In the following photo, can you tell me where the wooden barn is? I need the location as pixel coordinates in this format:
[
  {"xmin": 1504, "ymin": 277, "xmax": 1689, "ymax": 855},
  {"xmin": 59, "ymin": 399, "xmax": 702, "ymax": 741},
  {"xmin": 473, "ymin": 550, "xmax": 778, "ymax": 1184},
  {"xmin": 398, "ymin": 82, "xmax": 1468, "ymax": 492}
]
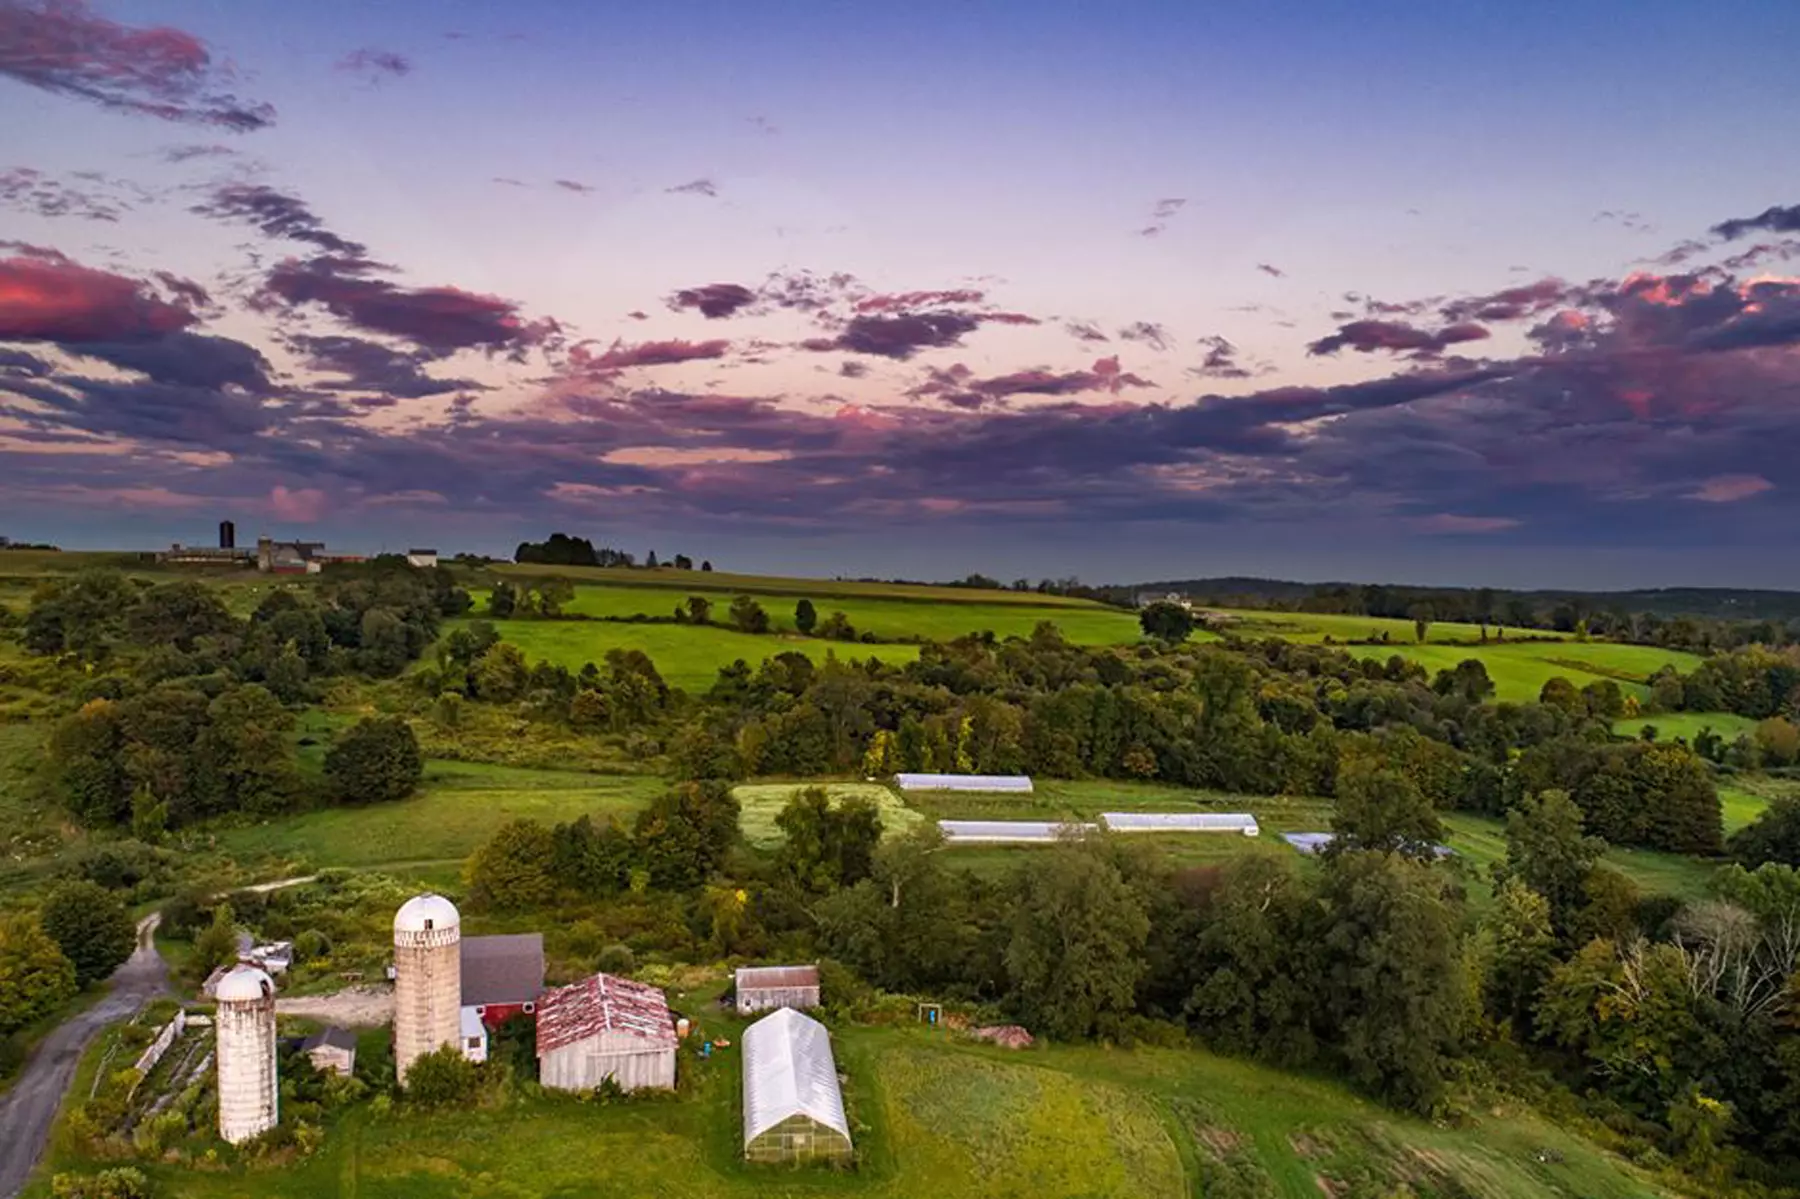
[
  {"xmin": 742, "ymin": 1007, "xmax": 853, "ymax": 1164},
  {"xmin": 536, "ymin": 973, "xmax": 676, "ymax": 1093},
  {"xmin": 735, "ymin": 965, "xmax": 821, "ymax": 1015}
]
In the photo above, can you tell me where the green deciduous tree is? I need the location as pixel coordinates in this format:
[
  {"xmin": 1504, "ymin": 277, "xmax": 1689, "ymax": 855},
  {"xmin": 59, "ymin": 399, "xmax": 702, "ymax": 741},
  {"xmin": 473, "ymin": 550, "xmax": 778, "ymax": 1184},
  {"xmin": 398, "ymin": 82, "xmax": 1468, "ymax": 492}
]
[
  {"xmin": 404, "ymin": 1044, "xmax": 480, "ymax": 1107},
  {"xmin": 1478, "ymin": 877, "xmax": 1556, "ymax": 1033},
  {"xmin": 794, "ymin": 598, "xmax": 818, "ymax": 634},
  {"xmin": 729, "ymin": 595, "xmax": 770, "ymax": 634},
  {"xmin": 0, "ymin": 914, "xmax": 78, "ymax": 1034},
  {"xmin": 1004, "ymin": 843, "xmax": 1150, "ymax": 1040},
  {"xmin": 325, "ymin": 716, "xmax": 423, "ymax": 805},
  {"xmin": 1493, "ymin": 789, "xmax": 1607, "ymax": 938},
  {"xmin": 775, "ymin": 788, "xmax": 883, "ymax": 891},
  {"xmin": 1138, "ymin": 601, "xmax": 1194, "ymax": 643},
  {"xmin": 466, "ymin": 819, "xmax": 559, "ymax": 910},
  {"xmin": 40, "ymin": 882, "xmax": 135, "ymax": 987},
  {"xmin": 1330, "ymin": 758, "xmax": 1442, "ymax": 858}
]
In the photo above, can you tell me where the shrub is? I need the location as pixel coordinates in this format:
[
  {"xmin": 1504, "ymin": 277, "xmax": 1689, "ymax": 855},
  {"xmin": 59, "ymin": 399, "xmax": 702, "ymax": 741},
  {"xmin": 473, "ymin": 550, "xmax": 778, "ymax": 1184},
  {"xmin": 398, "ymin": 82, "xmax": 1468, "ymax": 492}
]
[
  {"xmin": 51, "ymin": 1168, "xmax": 153, "ymax": 1199},
  {"xmin": 324, "ymin": 716, "xmax": 423, "ymax": 805},
  {"xmin": 596, "ymin": 943, "xmax": 636, "ymax": 975},
  {"xmin": 40, "ymin": 881, "xmax": 135, "ymax": 987},
  {"xmin": 404, "ymin": 1045, "xmax": 480, "ymax": 1108}
]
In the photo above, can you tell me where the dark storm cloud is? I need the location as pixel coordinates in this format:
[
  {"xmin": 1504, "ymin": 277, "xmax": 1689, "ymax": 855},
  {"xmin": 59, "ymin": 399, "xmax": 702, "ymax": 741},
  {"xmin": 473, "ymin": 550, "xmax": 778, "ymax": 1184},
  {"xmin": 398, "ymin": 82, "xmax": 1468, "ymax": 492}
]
[
  {"xmin": 65, "ymin": 332, "xmax": 274, "ymax": 392},
  {"xmin": 0, "ymin": 348, "xmax": 50, "ymax": 375},
  {"xmin": 259, "ymin": 255, "xmax": 559, "ymax": 357},
  {"xmin": 337, "ymin": 49, "xmax": 412, "ymax": 80},
  {"xmin": 1711, "ymin": 203, "xmax": 1800, "ymax": 241},
  {"xmin": 668, "ymin": 282, "xmax": 756, "ymax": 319},
  {"xmin": 291, "ymin": 334, "xmax": 483, "ymax": 398},
  {"xmin": 0, "ymin": 248, "xmax": 197, "ymax": 341},
  {"xmin": 1308, "ymin": 319, "xmax": 1490, "ymax": 357},
  {"xmin": 191, "ymin": 183, "xmax": 368, "ymax": 256},
  {"xmin": 0, "ymin": 0, "xmax": 274, "ymax": 129}
]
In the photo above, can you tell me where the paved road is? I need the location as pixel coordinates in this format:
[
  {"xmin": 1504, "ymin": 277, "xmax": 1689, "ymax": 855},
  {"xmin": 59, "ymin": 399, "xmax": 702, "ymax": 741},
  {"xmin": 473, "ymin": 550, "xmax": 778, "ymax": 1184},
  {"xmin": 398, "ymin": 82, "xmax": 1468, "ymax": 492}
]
[{"xmin": 0, "ymin": 914, "xmax": 168, "ymax": 1199}]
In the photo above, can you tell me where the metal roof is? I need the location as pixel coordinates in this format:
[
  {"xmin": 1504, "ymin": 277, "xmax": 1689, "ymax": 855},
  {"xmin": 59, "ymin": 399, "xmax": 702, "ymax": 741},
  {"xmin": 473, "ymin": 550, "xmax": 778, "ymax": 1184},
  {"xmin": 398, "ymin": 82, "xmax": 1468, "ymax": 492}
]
[
  {"xmin": 1102, "ymin": 812, "xmax": 1260, "ymax": 834},
  {"xmin": 301, "ymin": 1026, "xmax": 357, "ymax": 1052},
  {"xmin": 536, "ymin": 973, "xmax": 676, "ymax": 1056},
  {"xmin": 394, "ymin": 893, "xmax": 460, "ymax": 934},
  {"xmin": 461, "ymin": 933, "xmax": 545, "ymax": 1006},
  {"xmin": 937, "ymin": 820, "xmax": 1095, "ymax": 843},
  {"xmin": 737, "ymin": 965, "xmax": 820, "ymax": 992},
  {"xmin": 742, "ymin": 1007, "xmax": 850, "ymax": 1147},
  {"xmin": 215, "ymin": 964, "xmax": 274, "ymax": 1003},
  {"xmin": 895, "ymin": 773, "xmax": 1033, "ymax": 793}
]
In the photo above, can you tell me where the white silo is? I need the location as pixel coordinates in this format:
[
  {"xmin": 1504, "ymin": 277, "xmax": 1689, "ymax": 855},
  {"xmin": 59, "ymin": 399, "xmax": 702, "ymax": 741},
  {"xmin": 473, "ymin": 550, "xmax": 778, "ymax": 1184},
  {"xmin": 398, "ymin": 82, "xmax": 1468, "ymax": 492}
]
[
  {"xmin": 393, "ymin": 893, "xmax": 462, "ymax": 1085},
  {"xmin": 215, "ymin": 964, "xmax": 278, "ymax": 1144}
]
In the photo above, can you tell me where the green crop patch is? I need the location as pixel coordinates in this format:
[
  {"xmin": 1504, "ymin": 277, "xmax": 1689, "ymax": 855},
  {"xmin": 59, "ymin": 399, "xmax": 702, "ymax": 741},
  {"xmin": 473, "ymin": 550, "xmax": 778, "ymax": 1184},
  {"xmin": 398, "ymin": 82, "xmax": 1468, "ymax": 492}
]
[{"xmin": 733, "ymin": 781, "xmax": 926, "ymax": 847}]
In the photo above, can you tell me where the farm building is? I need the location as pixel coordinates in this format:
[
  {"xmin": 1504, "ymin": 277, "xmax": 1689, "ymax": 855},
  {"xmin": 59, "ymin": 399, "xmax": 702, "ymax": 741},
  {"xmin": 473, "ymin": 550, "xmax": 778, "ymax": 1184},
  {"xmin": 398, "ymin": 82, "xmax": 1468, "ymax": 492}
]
[
  {"xmin": 536, "ymin": 973, "xmax": 677, "ymax": 1093},
  {"xmin": 462, "ymin": 932, "xmax": 545, "ymax": 1027},
  {"xmin": 405, "ymin": 548, "xmax": 438, "ymax": 568},
  {"xmin": 461, "ymin": 1007, "xmax": 489, "ymax": 1064},
  {"xmin": 1282, "ymin": 832, "xmax": 1455, "ymax": 858},
  {"xmin": 742, "ymin": 1007, "xmax": 853, "ymax": 1165},
  {"xmin": 896, "ymin": 773, "xmax": 1033, "ymax": 793},
  {"xmin": 937, "ymin": 819, "xmax": 1096, "ymax": 844},
  {"xmin": 1101, "ymin": 812, "xmax": 1260, "ymax": 835},
  {"xmin": 301, "ymin": 1027, "xmax": 357, "ymax": 1077},
  {"xmin": 736, "ymin": 965, "xmax": 821, "ymax": 1015}
]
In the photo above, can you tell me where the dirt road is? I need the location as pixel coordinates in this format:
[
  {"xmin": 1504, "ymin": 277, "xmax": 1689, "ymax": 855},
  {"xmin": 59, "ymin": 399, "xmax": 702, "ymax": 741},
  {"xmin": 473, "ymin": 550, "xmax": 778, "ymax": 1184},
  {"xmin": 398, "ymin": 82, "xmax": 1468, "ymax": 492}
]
[
  {"xmin": 0, "ymin": 914, "xmax": 169, "ymax": 1199},
  {"xmin": 275, "ymin": 985, "xmax": 394, "ymax": 1027}
]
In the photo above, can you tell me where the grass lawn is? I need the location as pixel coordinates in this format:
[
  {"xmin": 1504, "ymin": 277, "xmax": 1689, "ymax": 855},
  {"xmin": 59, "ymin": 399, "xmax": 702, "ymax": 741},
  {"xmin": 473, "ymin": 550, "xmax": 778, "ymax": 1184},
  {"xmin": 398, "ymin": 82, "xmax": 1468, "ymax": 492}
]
[
  {"xmin": 733, "ymin": 781, "xmax": 926, "ymax": 847},
  {"xmin": 32, "ymin": 1023, "xmax": 1667, "ymax": 1199},
  {"xmin": 1717, "ymin": 774, "xmax": 1800, "ymax": 834},
  {"xmin": 1611, "ymin": 711, "xmax": 1757, "ymax": 743},
  {"xmin": 481, "ymin": 618, "xmax": 919, "ymax": 692},
  {"xmin": 214, "ymin": 760, "xmax": 663, "ymax": 873},
  {"xmin": 1440, "ymin": 813, "xmax": 1720, "ymax": 905},
  {"xmin": 549, "ymin": 583, "xmax": 1145, "ymax": 645},
  {"xmin": 492, "ymin": 562, "xmax": 1106, "ymax": 608}
]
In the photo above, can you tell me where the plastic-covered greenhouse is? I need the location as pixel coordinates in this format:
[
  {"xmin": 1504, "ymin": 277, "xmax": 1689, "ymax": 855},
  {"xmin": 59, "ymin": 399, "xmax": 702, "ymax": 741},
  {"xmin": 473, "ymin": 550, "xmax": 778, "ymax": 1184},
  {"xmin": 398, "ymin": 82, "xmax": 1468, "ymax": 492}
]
[
  {"xmin": 937, "ymin": 820, "xmax": 1096, "ymax": 843},
  {"xmin": 894, "ymin": 773, "xmax": 1033, "ymax": 793},
  {"xmin": 1101, "ymin": 812, "xmax": 1260, "ymax": 835},
  {"xmin": 742, "ymin": 1007, "xmax": 853, "ymax": 1164}
]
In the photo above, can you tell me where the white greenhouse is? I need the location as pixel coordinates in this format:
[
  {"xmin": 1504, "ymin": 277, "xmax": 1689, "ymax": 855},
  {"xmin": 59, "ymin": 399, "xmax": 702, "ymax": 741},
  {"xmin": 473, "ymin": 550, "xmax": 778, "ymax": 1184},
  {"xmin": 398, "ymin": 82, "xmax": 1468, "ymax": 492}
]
[
  {"xmin": 894, "ymin": 773, "xmax": 1033, "ymax": 794},
  {"xmin": 1101, "ymin": 812, "xmax": 1260, "ymax": 835},
  {"xmin": 742, "ymin": 1007, "xmax": 853, "ymax": 1164},
  {"xmin": 936, "ymin": 820, "xmax": 1096, "ymax": 844}
]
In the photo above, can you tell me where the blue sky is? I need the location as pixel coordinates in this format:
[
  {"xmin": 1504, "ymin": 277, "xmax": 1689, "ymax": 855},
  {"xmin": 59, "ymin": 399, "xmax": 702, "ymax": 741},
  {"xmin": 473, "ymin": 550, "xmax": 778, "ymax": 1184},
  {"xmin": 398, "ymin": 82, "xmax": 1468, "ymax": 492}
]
[{"xmin": 2, "ymin": 0, "xmax": 1798, "ymax": 586}]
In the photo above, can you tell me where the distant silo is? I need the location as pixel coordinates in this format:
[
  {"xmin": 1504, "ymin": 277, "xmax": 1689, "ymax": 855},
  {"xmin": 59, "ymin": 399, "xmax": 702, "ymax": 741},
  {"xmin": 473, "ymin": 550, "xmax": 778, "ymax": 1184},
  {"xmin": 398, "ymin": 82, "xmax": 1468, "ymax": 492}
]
[
  {"xmin": 219, "ymin": 519, "xmax": 236, "ymax": 550},
  {"xmin": 393, "ymin": 893, "xmax": 462, "ymax": 1085},
  {"xmin": 215, "ymin": 964, "xmax": 278, "ymax": 1144}
]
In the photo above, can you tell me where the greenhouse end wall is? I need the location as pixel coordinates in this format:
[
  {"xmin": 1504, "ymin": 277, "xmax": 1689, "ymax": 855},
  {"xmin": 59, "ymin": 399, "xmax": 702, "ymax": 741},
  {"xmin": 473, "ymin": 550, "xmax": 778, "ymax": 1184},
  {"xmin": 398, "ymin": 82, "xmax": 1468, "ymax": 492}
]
[{"xmin": 745, "ymin": 1113, "xmax": 854, "ymax": 1164}]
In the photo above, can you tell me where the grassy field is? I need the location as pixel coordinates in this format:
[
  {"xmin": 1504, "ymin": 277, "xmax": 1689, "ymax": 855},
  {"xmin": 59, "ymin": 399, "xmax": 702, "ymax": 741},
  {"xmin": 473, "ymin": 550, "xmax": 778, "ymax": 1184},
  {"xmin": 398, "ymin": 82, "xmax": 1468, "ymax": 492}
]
[
  {"xmin": 1717, "ymin": 774, "xmax": 1800, "ymax": 834},
  {"xmin": 1214, "ymin": 608, "xmax": 1561, "ymax": 645},
  {"xmin": 215, "ymin": 760, "xmax": 663, "ymax": 873},
  {"xmin": 30, "ymin": 1021, "xmax": 1669, "ymax": 1199},
  {"xmin": 1611, "ymin": 711, "xmax": 1758, "ymax": 743},
  {"xmin": 549, "ymin": 583, "xmax": 1145, "ymax": 645},
  {"xmin": 1345, "ymin": 640, "xmax": 1704, "ymax": 704},
  {"xmin": 482, "ymin": 618, "xmax": 920, "ymax": 692},
  {"xmin": 1440, "ymin": 813, "xmax": 1720, "ymax": 904},
  {"xmin": 733, "ymin": 781, "xmax": 927, "ymax": 847},
  {"xmin": 492, "ymin": 562, "xmax": 1105, "ymax": 607}
]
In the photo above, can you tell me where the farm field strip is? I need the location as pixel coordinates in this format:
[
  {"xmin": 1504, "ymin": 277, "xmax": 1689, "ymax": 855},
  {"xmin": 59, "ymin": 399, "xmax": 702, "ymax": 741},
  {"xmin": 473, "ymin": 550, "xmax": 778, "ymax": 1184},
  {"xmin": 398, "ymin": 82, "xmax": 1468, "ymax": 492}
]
[{"xmin": 493, "ymin": 562, "xmax": 1106, "ymax": 607}]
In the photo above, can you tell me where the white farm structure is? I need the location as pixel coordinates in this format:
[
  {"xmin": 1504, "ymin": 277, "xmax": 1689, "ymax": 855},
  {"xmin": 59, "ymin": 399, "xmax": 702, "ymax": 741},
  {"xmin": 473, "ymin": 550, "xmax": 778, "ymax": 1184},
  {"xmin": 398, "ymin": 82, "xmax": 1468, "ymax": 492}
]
[
  {"xmin": 735, "ymin": 965, "xmax": 821, "ymax": 1015},
  {"xmin": 536, "ymin": 973, "xmax": 677, "ymax": 1093},
  {"xmin": 1101, "ymin": 812, "xmax": 1260, "ymax": 835},
  {"xmin": 215, "ymin": 964, "xmax": 278, "ymax": 1144},
  {"xmin": 392, "ymin": 893, "xmax": 463, "ymax": 1085},
  {"xmin": 742, "ymin": 1007, "xmax": 853, "ymax": 1164},
  {"xmin": 895, "ymin": 773, "xmax": 1033, "ymax": 794},
  {"xmin": 937, "ymin": 820, "xmax": 1096, "ymax": 844}
]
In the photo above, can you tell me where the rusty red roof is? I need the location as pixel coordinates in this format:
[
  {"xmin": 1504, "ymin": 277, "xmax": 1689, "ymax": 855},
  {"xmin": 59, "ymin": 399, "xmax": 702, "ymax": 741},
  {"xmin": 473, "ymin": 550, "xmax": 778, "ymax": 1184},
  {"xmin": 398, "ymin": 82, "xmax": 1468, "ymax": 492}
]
[{"xmin": 536, "ymin": 972, "xmax": 676, "ymax": 1056}]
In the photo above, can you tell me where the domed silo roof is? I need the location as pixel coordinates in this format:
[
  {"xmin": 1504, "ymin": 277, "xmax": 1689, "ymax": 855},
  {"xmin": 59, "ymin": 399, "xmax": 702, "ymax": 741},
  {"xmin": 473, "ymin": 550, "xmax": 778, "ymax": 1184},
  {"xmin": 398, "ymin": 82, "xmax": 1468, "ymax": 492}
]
[
  {"xmin": 216, "ymin": 963, "xmax": 275, "ymax": 1002},
  {"xmin": 394, "ymin": 893, "xmax": 461, "ymax": 935}
]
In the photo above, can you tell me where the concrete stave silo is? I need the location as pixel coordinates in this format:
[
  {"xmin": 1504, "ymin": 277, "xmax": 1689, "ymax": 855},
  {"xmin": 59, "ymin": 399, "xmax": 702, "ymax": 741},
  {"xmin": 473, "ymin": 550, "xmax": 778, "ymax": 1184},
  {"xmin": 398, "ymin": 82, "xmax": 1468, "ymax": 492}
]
[
  {"xmin": 393, "ymin": 893, "xmax": 462, "ymax": 1085},
  {"xmin": 215, "ymin": 964, "xmax": 278, "ymax": 1144}
]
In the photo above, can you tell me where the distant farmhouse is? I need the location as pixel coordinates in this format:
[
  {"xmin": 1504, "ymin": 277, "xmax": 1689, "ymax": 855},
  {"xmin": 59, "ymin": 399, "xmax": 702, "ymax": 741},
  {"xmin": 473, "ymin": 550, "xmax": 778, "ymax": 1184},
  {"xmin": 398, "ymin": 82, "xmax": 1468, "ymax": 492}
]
[
  {"xmin": 405, "ymin": 548, "xmax": 439, "ymax": 568},
  {"xmin": 735, "ymin": 965, "xmax": 821, "ymax": 1015}
]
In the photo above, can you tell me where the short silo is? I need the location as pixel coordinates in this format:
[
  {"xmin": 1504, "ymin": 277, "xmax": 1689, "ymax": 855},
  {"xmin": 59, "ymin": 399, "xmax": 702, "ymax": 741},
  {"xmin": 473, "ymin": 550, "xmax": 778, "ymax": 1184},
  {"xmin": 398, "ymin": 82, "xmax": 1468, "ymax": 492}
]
[
  {"xmin": 393, "ymin": 893, "xmax": 462, "ymax": 1085},
  {"xmin": 215, "ymin": 964, "xmax": 278, "ymax": 1144}
]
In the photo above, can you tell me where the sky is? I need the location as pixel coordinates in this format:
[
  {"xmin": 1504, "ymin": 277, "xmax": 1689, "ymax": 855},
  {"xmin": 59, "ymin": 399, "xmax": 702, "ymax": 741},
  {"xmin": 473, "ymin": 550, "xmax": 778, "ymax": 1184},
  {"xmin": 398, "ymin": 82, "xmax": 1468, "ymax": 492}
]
[{"xmin": 2, "ymin": 0, "xmax": 1799, "ymax": 589}]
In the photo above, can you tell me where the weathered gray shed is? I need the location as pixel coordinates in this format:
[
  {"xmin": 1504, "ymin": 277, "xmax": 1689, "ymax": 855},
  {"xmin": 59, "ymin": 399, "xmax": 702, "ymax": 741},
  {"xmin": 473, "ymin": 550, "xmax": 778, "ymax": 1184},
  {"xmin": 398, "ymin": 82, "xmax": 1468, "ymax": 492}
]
[
  {"xmin": 300, "ymin": 1026, "xmax": 357, "ymax": 1077},
  {"xmin": 735, "ymin": 965, "xmax": 821, "ymax": 1015},
  {"xmin": 536, "ymin": 973, "xmax": 676, "ymax": 1093},
  {"xmin": 742, "ymin": 1007, "xmax": 853, "ymax": 1164}
]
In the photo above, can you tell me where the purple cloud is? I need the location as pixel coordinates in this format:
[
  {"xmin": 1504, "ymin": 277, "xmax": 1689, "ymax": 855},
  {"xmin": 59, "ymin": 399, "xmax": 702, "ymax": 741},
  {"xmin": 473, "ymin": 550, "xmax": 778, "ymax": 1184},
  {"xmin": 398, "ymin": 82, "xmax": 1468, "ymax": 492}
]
[
  {"xmin": 191, "ymin": 183, "xmax": 367, "ymax": 256},
  {"xmin": 1308, "ymin": 319, "xmax": 1491, "ymax": 357},
  {"xmin": 668, "ymin": 282, "xmax": 757, "ymax": 319},
  {"xmin": 667, "ymin": 178, "xmax": 718, "ymax": 198},
  {"xmin": 337, "ymin": 48, "xmax": 411, "ymax": 80},
  {"xmin": 1711, "ymin": 203, "xmax": 1800, "ymax": 242}
]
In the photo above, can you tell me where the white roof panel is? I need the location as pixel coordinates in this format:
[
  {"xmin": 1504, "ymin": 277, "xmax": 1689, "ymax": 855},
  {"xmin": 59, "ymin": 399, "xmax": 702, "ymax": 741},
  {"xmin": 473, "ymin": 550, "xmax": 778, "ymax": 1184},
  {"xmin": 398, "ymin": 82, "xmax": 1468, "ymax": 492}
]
[
  {"xmin": 937, "ymin": 820, "xmax": 1095, "ymax": 843},
  {"xmin": 742, "ymin": 1007, "xmax": 850, "ymax": 1146},
  {"xmin": 895, "ymin": 773, "xmax": 1034, "ymax": 793},
  {"xmin": 1102, "ymin": 812, "xmax": 1260, "ymax": 835}
]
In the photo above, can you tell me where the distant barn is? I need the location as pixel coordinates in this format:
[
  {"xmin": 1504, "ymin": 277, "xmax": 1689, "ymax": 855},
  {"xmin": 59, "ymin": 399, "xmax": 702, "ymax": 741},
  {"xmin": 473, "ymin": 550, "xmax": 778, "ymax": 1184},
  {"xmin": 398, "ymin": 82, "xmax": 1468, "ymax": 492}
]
[
  {"xmin": 937, "ymin": 820, "xmax": 1095, "ymax": 844},
  {"xmin": 742, "ymin": 1008, "xmax": 854, "ymax": 1164},
  {"xmin": 300, "ymin": 1027, "xmax": 356, "ymax": 1077},
  {"xmin": 536, "ymin": 973, "xmax": 677, "ymax": 1093},
  {"xmin": 1101, "ymin": 812, "xmax": 1260, "ymax": 836},
  {"xmin": 736, "ymin": 965, "xmax": 821, "ymax": 1015},
  {"xmin": 895, "ymin": 773, "xmax": 1033, "ymax": 794}
]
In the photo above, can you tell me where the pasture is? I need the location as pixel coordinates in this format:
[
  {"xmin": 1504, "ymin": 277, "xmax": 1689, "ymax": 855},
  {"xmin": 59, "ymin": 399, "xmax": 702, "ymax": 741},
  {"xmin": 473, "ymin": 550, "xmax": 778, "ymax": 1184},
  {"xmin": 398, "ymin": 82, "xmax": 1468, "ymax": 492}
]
[
  {"xmin": 215, "ymin": 760, "xmax": 662, "ymax": 874},
  {"xmin": 1439, "ymin": 813, "xmax": 1720, "ymax": 905},
  {"xmin": 733, "ymin": 781, "xmax": 927, "ymax": 847},
  {"xmin": 31, "ymin": 1023, "xmax": 1666, "ymax": 1199},
  {"xmin": 481, "ymin": 618, "xmax": 919, "ymax": 691},
  {"xmin": 1612, "ymin": 710, "xmax": 1757, "ymax": 743},
  {"xmin": 493, "ymin": 561, "xmax": 1103, "ymax": 607},
  {"xmin": 1345, "ymin": 640, "xmax": 1703, "ymax": 704}
]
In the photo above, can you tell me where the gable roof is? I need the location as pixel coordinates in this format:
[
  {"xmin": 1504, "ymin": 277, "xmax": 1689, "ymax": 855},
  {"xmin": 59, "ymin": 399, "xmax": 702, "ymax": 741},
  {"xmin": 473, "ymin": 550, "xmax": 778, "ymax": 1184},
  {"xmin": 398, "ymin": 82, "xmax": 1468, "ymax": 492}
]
[
  {"xmin": 301, "ymin": 1026, "xmax": 356, "ymax": 1053},
  {"xmin": 742, "ymin": 1007, "xmax": 849, "ymax": 1144},
  {"xmin": 536, "ymin": 972, "xmax": 675, "ymax": 1055},
  {"xmin": 736, "ymin": 965, "xmax": 819, "ymax": 992},
  {"xmin": 461, "ymin": 933, "xmax": 545, "ymax": 1006}
]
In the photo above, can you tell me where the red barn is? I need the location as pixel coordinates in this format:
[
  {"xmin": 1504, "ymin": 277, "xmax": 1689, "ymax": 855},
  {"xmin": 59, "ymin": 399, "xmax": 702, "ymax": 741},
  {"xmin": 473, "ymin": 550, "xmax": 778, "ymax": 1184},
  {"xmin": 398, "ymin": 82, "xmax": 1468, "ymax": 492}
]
[{"xmin": 461, "ymin": 933, "xmax": 545, "ymax": 1027}]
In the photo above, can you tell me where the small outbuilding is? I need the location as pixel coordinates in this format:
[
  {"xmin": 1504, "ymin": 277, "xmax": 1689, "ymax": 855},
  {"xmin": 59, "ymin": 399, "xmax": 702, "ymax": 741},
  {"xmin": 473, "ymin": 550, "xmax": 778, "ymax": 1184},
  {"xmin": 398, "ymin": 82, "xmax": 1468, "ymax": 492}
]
[
  {"xmin": 300, "ymin": 1027, "xmax": 357, "ymax": 1077},
  {"xmin": 735, "ymin": 965, "xmax": 821, "ymax": 1015},
  {"xmin": 742, "ymin": 1007, "xmax": 853, "ymax": 1164},
  {"xmin": 536, "ymin": 973, "xmax": 676, "ymax": 1093}
]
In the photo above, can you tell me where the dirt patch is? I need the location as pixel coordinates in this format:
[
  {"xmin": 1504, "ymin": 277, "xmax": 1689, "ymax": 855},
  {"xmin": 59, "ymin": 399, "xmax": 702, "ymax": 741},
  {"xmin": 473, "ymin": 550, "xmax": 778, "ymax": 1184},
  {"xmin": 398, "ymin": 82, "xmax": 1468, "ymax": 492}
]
[
  {"xmin": 1313, "ymin": 1174, "xmax": 1344, "ymax": 1198},
  {"xmin": 1195, "ymin": 1125, "xmax": 1246, "ymax": 1158},
  {"xmin": 1290, "ymin": 1131, "xmax": 1328, "ymax": 1159},
  {"xmin": 275, "ymin": 984, "xmax": 393, "ymax": 1027}
]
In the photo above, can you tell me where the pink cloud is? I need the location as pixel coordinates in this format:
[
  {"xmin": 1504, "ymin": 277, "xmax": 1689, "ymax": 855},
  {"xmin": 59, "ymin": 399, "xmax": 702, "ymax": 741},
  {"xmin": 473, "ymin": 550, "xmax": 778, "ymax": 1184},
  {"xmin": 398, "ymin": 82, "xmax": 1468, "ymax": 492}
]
[
  {"xmin": 267, "ymin": 485, "xmax": 328, "ymax": 521},
  {"xmin": 1688, "ymin": 474, "xmax": 1773, "ymax": 503},
  {"xmin": 1412, "ymin": 514, "xmax": 1521, "ymax": 534}
]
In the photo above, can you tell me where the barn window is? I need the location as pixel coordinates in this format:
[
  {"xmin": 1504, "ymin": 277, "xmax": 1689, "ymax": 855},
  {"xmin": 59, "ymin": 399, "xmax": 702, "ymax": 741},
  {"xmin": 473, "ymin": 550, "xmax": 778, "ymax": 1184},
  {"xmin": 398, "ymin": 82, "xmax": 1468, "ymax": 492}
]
[
  {"xmin": 523, "ymin": 1002, "xmax": 535, "ymax": 1014},
  {"xmin": 467, "ymin": 1037, "xmax": 481, "ymax": 1049}
]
